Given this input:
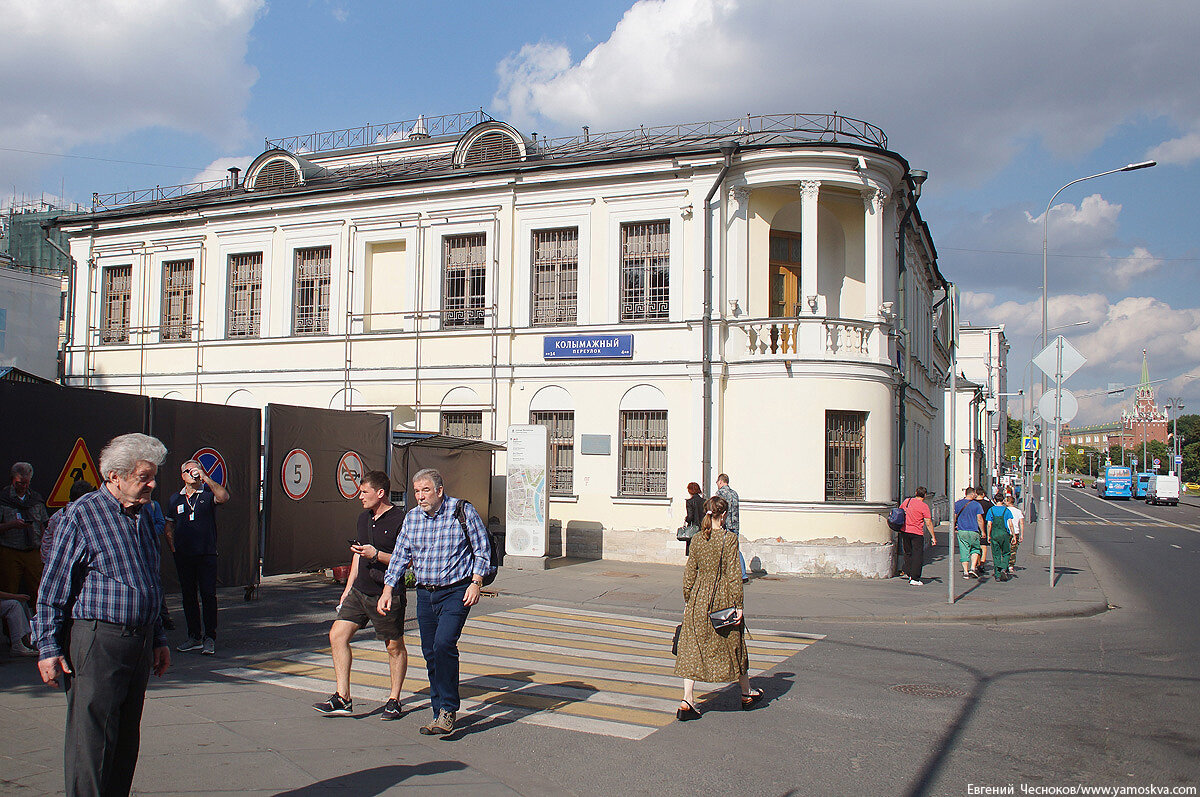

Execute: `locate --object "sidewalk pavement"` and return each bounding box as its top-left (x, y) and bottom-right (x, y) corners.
top-left (0, 526), bottom-right (1107, 795)
top-left (489, 525), bottom-right (1109, 625)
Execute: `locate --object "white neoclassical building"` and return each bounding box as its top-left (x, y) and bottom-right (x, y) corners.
top-left (58, 111), bottom-right (951, 576)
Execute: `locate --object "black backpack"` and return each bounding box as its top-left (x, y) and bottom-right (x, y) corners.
top-left (454, 500), bottom-right (498, 587)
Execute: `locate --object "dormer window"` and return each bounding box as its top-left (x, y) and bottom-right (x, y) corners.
top-left (452, 121), bottom-right (528, 168)
top-left (254, 158), bottom-right (299, 189)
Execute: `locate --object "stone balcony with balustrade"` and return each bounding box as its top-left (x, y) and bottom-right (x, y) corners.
top-left (725, 315), bottom-right (893, 367)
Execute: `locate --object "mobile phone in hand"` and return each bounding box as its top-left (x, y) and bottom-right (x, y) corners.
top-left (347, 539), bottom-right (361, 546)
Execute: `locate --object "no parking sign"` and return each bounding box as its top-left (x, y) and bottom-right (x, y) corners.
top-left (193, 447), bottom-right (228, 487)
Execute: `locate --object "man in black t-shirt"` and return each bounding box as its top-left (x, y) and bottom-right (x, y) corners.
top-left (313, 470), bottom-right (409, 720)
top-left (166, 460), bottom-right (230, 655)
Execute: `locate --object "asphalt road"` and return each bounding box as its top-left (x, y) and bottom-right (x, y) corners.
top-left (443, 490), bottom-right (1200, 797)
top-left (3, 492), bottom-right (1196, 796)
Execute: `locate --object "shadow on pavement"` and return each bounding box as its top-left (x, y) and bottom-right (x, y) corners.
top-left (273, 761), bottom-right (468, 795)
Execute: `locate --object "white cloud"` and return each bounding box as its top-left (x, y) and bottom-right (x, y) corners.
top-left (962, 291), bottom-right (1200, 423)
top-left (188, 156), bottom-right (255, 186)
top-left (1147, 129), bottom-right (1200, 167)
top-left (493, 0), bottom-right (1200, 188)
top-left (0, 0), bottom-right (263, 186)
top-left (940, 193), bottom-right (1167, 293)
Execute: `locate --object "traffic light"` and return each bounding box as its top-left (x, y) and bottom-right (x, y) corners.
top-left (1024, 450), bottom-right (1036, 472)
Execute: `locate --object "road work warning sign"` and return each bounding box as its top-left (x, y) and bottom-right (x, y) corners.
top-left (47, 437), bottom-right (100, 508)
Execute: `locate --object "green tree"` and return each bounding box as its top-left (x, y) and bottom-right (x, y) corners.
top-left (1004, 417), bottom-right (1023, 461)
top-left (1182, 440), bottom-right (1200, 484)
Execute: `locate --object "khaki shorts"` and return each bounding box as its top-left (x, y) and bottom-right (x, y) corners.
top-left (336, 587), bottom-right (406, 641)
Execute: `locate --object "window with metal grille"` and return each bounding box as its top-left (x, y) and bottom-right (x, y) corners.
top-left (254, 159), bottom-right (298, 190)
top-left (227, 252), bottom-right (262, 338)
top-left (825, 410), bottom-right (867, 501)
top-left (441, 411), bottom-right (483, 439)
top-left (463, 132), bottom-right (521, 166)
top-left (294, 246), bottom-right (331, 334)
top-left (531, 228), bottom-right (578, 326)
top-left (160, 259), bottom-right (193, 341)
top-left (619, 410), bottom-right (667, 496)
top-left (620, 221), bottom-right (669, 322)
top-left (100, 264), bottom-right (132, 344)
top-left (443, 233), bottom-right (486, 328)
top-left (531, 410), bottom-right (575, 495)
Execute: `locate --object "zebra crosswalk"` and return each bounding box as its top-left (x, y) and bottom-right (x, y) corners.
top-left (216, 603), bottom-right (820, 740)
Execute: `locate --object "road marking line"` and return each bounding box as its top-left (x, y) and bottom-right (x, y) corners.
top-left (1065, 490), bottom-right (1200, 533)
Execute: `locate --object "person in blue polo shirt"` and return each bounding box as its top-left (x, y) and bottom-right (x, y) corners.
top-left (165, 460), bottom-right (230, 655)
top-left (953, 486), bottom-right (985, 579)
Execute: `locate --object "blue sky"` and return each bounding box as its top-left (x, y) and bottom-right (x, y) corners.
top-left (3, 0), bottom-right (1198, 425)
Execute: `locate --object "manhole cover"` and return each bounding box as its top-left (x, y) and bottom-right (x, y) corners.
top-left (891, 684), bottom-right (969, 699)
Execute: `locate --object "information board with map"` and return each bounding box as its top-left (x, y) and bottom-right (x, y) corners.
top-left (505, 424), bottom-right (549, 557)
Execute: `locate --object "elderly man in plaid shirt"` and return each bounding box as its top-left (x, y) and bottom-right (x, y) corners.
top-left (378, 468), bottom-right (493, 736)
top-left (34, 433), bottom-right (171, 797)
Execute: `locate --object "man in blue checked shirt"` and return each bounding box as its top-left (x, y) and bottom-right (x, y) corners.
top-left (378, 468), bottom-right (493, 736)
top-left (34, 433), bottom-right (172, 797)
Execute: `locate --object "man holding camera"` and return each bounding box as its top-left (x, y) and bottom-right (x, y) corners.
top-left (166, 459), bottom-right (229, 655)
top-left (313, 470), bottom-right (408, 720)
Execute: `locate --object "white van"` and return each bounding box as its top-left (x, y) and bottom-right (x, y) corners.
top-left (1146, 474), bottom-right (1180, 506)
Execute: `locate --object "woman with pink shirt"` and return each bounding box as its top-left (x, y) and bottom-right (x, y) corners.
top-left (899, 486), bottom-right (937, 585)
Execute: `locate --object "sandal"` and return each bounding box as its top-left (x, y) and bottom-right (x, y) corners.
top-left (741, 688), bottom-right (764, 710)
top-left (676, 701), bottom-right (701, 721)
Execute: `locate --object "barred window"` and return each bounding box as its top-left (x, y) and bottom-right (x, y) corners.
top-left (100, 264), bottom-right (132, 344)
top-left (227, 252), bottom-right (262, 338)
top-left (826, 410), bottom-right (866, 501)
top-left (160, 259), bottom-right (193, 341)
top-left (619, 410), bottom-right (667, 496)
top-left (443, 233), bottom-right (486, 328)
top-left (294, 246), bottom-right (331, 334)
top-left (531, 411), bottom-right (574, 495)
top-left (441, 411), bottom-right (483, 439)
top-left (620, 221), bottom-right (669, 322)
top-left (531, 228), bottom-right (578, 326)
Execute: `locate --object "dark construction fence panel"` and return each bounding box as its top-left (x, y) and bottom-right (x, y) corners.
top-left (0, 382), bottom-right (259, 588)
top-left (263, 403), bottom-right (390, 576)
top-left (149, 396), bottom-right (261, 588)
top-left (0, 381), bottom-right (148, 500)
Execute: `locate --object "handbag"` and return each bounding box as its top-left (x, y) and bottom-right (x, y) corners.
top-left (706, 532), bottom-right (743, 633)
top-left (676, 523), bottom-right (699, 541)
top-left (708, 606), bottom-right (741, 631)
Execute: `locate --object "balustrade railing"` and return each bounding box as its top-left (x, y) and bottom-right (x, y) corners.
top-left (730, 317), bottom-right (886, 363)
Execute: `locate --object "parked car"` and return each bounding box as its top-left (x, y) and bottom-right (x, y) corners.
top-left (1071, 478), bottom-right (1085, 488)
top-left (1146, 474), bottom-right (1180, 506)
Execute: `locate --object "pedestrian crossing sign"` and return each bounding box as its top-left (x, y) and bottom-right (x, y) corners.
top-left (1022, 436), bottom-right (1039, 453)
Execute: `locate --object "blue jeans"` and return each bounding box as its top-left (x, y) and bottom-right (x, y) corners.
top-left (415, 584), bottom-right (472, 716)
top-left (734, 532), bottom-right (748, 579)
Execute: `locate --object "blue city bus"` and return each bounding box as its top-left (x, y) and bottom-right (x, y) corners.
top-left (1133, 472), bottom-right (1152, 499)
top-left (1102, 466), bottom-right (1133, 499)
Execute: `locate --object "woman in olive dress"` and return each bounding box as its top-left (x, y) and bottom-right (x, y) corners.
top-left (673, 495), bottom-right (763, 720)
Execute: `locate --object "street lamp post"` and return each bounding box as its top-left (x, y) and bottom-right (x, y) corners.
top-left (1037, 160), bottom-right (1156, 562)
top-left (1166, 397), bottom-right (1185, 474)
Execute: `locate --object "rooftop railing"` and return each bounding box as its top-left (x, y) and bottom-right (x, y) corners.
top-left (265, 110), bottom-right (492, 154)
top-left (88, 112), bottom-right (888, 212)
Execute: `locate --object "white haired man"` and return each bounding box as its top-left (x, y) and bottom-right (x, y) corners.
top-left (34, 433), bottom-right (171, 796)
top-left (377, 468), bottom-right (493, 736)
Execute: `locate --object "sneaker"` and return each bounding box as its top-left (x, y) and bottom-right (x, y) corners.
top-left (1007, 568), bottom-right (1015, 575)
top-left (201, 638), bottom-right (215, 655)
top-left (419, 710), bottom-right (455, 735)
top-left (965, 571), bottom-right (978, 579)
top-left (909, 579), bottom-right (923, 586)
top-left (381, 698), bottom-right (402, 721)
top-left (997, 573), bottom-right (1010, 582)
top-left (177, 637), bottom-right (203, 652)
top-left (313, 693), bottom-right (353, 716)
